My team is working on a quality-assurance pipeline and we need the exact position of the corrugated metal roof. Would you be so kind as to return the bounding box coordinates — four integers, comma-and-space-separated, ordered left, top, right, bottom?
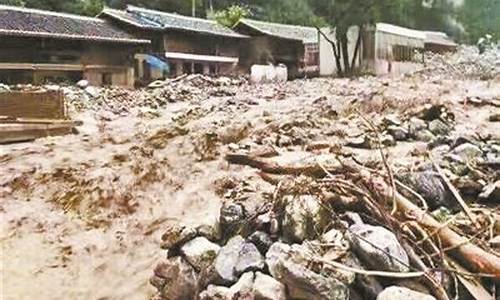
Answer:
101, 6, 247, 39
0, 4, 149, 44
236, 18, 318, 44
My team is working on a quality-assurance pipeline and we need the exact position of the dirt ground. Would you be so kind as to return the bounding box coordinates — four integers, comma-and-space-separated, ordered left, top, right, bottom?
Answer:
1, 76, 499, 300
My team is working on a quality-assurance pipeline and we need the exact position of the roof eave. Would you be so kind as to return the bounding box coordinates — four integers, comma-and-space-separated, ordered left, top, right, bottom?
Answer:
0, 29, 150, 44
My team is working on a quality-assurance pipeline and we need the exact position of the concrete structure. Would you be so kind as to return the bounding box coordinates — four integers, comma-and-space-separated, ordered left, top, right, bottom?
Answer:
233, 19, 319, 78
0, 5, 149, 87
100, 6, 247, 83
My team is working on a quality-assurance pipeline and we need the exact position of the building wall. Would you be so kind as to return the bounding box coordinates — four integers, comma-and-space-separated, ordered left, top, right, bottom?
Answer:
0, 36, 138, 86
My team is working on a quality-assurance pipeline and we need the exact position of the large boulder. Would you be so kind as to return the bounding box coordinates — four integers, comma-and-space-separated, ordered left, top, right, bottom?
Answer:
452, 143, 483, 162
180, 237, 220, 271
377, 286, 436, 300
347, 224, 410, 273
150, 257, 199, 300
282, 195, 329, 243
214, 236, 264, 283
397, 170, 451, 209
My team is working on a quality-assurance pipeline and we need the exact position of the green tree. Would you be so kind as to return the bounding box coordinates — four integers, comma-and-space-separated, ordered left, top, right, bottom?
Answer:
214, 5, 250, 27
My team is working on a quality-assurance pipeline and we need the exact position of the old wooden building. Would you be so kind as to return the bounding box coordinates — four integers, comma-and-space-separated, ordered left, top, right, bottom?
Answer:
0, 5, 149, 86
424, 31, 458, 53
233, 18, 319, 78
99, 5, 247, 82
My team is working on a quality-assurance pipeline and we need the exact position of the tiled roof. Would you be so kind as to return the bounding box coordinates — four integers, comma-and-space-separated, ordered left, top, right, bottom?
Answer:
0, 4, 149, 44
236, 18, 318, 44
101, 6, 247, 39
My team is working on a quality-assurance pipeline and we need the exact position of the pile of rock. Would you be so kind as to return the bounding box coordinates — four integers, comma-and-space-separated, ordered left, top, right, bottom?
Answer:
415, 45, 500, 80
150, 196, 438, 300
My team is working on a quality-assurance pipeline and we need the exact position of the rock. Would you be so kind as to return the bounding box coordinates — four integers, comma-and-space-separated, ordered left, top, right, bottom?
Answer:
490, 235, 500, 248
397, 170, 451, 209
0, 83, 10, 92
383, 114, 402, 126
321, 229, 349, 261
215, 236, 246, 283
220, 202, 246, 239
416, 104, 445, 121
489, 113, 500, 122
407, 117, 427, 137
234, 242, 265, 275
282, 195, 329, 243
381, 134, 396, 147
84, 86, 99, 98
478, 181, 500, 202
253, 272, 286, 300
348, 224, 410, 273
151, 257, 199, 300
199, 285, 231, 300
247, 231, 273, 255
149, 80, 167, 89
428, 119, 451, 136
272, 259, 348, 300
214, 236, 264, 283
196, 216, 221, 241
229, 272, 255, 298
377, 286, 436, 300
387, 126, 408, 141
76, 79, 89, 89
181, 237, 220, 271
161, 224, 197, 251
414, 129, 436, 142
452, 143, 483, 161
346, 135, 371, 149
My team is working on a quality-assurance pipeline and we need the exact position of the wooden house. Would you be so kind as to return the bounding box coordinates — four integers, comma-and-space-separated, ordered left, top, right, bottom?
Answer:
99, 5, 247, 82
0, 5, 149, 87
233, 19, 319, 78
424, 31, 458, 53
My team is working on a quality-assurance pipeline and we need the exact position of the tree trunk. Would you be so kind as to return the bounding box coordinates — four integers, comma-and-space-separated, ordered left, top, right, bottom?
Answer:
316, 27, 344, 76
339, 32, 351, 76
350, 26, 363, 73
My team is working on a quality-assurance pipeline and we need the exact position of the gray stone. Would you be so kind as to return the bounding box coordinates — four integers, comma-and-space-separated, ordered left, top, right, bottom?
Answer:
348, 224, 410, 273
282, 195, 329, 243
199, 285, 231, 300
151, 257, 199, 300
397, 170, 451, 209
377, 286, 436, 300
346, 135, 371, 149
180, 237, 220, 271
247, 231, 273, 255
234, 242, 265, 275
407, 117, 427, 137
428, 119, 451, 136
253, 272, 286, 300
76, 79, 89, 89
272, 259, 348, 300
84, 86, 99, 98
381, 134, 396, 147
228, 272, 255, 297
414, 129, 436, 142
452, 143, 483, 161
196, 216, 221, 241
383, 114, 402, 126
387, 126, 408, 141
266, 242, 312, 279
214, 236, 264, 283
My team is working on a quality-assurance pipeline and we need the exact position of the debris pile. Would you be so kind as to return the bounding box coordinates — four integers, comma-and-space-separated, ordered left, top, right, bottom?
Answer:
150, 100, 499, 300
415, 45, 500, 80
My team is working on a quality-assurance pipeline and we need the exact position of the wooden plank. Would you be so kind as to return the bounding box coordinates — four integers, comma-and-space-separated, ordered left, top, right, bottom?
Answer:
0, 122, 77, 144
0, 90, 65, 119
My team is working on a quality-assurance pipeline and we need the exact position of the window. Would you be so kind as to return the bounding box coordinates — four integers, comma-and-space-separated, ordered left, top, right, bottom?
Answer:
194, 63, 203, 74
102, 73, 113, 85
183, 62, 192, 74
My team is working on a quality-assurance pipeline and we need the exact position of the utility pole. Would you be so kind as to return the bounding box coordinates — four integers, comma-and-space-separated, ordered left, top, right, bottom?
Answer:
192, 0, 196, 17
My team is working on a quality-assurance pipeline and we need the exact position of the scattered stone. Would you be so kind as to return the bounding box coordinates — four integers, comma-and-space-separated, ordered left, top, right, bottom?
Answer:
199, 285, 231, 300
253, 272, 286, 300
417, 104, 445, 121
414, 130, 436, 142
348, 224, 410, 273
381, 134, 396, 147
195, 216, 221, 242
151, 257, 199, 300
407, 117, 427, 137
387, 126, 408, 141
228, 271, 255, 298
478, 181, 500, 202
266, 242, 311, 278
180, 237, 220, 271
234, 242, 265, 275
452, 143, 483, 161
161, 225, 197, 251
346, 135, 371, 149
489, 113, 500, 122
383, 114, 402, 126
490, 235, 500, 248
377, 286, 436, 300
220, 202, 246, 238
397, 170, 451, 209
76, 80, 89, 89
214, 236, 264, 283
247, 231, 273, 255
282, 195, 329, 243
428, 119, 451, 136
272, 259, 348, 300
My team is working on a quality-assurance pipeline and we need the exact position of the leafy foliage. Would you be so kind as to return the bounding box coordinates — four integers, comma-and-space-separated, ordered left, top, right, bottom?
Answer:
214, 5, 250, 28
